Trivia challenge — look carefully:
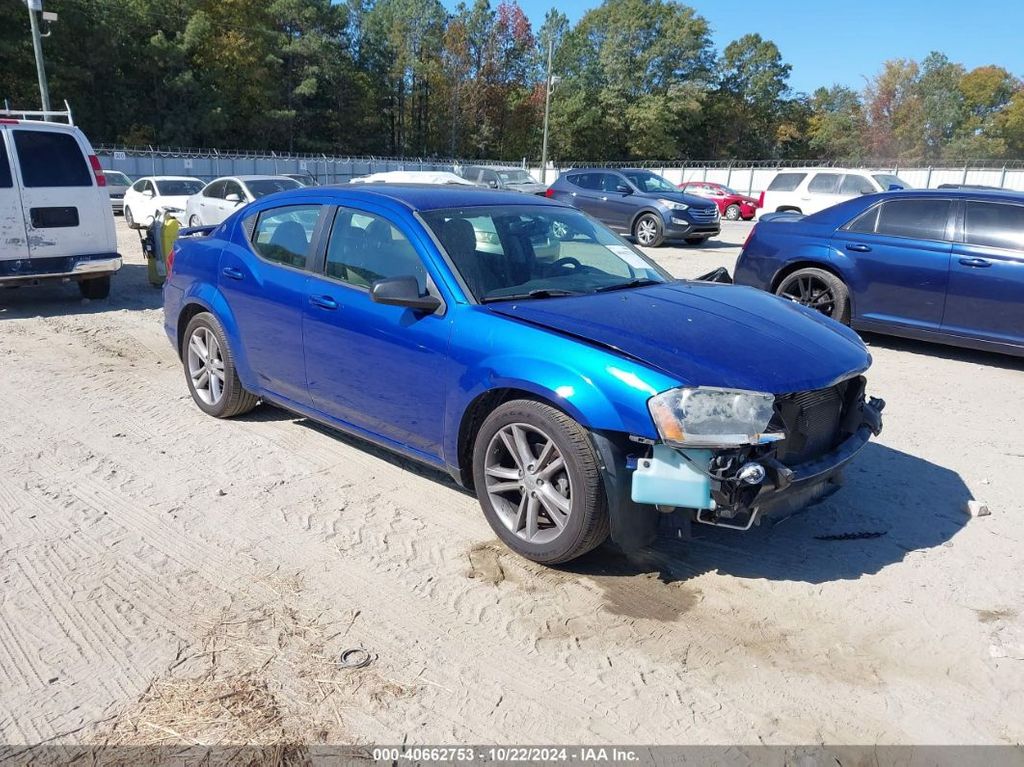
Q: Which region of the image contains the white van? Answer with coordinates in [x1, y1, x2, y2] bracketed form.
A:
[758, 168, 911, 217]
[0, 107, 120, 299]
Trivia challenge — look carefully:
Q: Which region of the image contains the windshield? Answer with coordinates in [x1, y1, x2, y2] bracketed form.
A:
[104, 171, 131, 186]
[247, 178, 302, 198]
[873, 174, 912, 191]
[155, 180, 203, 196]
[421, 205, 669, 302]
[497, 169, 538, 185]
[621, 171, 678, 194]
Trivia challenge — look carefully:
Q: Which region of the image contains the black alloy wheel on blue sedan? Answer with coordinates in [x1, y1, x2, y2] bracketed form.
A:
[775, 267, 850, 324]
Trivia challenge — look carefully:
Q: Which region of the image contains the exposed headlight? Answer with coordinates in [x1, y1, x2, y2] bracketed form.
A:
[657, 198, 689, 211]
[647, 387, 783, 447]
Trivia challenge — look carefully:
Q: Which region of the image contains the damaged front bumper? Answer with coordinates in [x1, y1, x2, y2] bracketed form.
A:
[631, 388, 885, 530]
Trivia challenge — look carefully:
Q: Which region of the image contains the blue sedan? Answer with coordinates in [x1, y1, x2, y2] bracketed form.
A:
[735, 189, 1024, 357]
[164, 185, 883, 564]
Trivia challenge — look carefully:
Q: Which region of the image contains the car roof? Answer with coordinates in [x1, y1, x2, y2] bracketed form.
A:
[216, 175, 297, 182]
[878, 187, 1024, 201]
[281, 183, 570, 212]
[142, 176, 202, 182]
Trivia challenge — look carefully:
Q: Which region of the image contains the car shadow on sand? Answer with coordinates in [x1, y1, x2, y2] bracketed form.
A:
[0, 263, 163, 320]
[561, 441, 971, 586]
[862, 332, 1024, 372]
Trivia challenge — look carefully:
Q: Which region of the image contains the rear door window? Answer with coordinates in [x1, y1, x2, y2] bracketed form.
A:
[767, 173, 806, 192]
[875, 199, 951, 241]
[250, 205, 322, 268]
[964, 201, 1024, 250]
[569, 173, 601, 191]
[808, 173, 842, 194]
[840, 174, 873, 195]
[13, 129, 92, 187]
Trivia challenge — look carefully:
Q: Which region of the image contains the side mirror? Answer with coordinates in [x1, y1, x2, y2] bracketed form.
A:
[487, 180, 498, 188]
[371, 276, 441, 312]
[143, 189, 154, 197]
[615, 184, 631, 194]
[225, 193, 243, 204]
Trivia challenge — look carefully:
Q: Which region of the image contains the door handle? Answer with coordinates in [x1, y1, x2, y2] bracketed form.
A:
[309, 294, 339, 310]
[959, 257, 992, 268]
[845, 243, 871, 252]
[221, 266, 243, 280]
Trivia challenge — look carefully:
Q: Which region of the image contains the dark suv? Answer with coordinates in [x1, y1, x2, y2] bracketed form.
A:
[547, 168, 720, 246]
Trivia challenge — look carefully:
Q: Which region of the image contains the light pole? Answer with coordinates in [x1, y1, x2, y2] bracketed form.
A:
[540, 36, 559, 185]
[26, 0, 52, 114]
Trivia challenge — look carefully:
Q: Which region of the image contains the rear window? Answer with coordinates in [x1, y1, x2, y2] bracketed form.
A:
[155, 179, 203, 196]
[0, 139, 12, 188]
[103, 170, 131, 186]
[247, 178, 301, 198]
[808, 173, 842, 194]
[767, 172, 806, 192]
[13, 129, 92, 187]
[965, 201, 1024, 250]
[875, 199, 951, 240]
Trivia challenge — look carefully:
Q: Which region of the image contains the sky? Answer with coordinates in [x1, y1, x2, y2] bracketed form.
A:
[446, 0, 1024, 94]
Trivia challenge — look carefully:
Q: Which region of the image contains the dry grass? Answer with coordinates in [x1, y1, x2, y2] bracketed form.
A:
[86, 570, 412, 763]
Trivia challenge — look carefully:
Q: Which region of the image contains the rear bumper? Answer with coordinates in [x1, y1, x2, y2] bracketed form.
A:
[0, 254, 122, 284]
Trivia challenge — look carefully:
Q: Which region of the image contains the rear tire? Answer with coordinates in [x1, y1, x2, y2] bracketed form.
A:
[775, 267, 850, 323]
[182, 312, 259, 418]
[632, 213, 664, 248]
[472, 399, 609, 565]
[78, 276, 111, 300]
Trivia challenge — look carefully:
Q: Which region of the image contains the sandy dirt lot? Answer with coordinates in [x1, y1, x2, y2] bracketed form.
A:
[0, 218, 1022, 747]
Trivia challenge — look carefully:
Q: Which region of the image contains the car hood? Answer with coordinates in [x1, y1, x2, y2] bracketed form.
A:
[486, 282, 870, 393]
[505, 182, 548, 195]
[636, 190, 717, 210]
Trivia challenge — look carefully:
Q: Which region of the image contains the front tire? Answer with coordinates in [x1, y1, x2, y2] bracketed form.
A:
[125, 207, 138, 229]
[182, 312, 259, 418]
[78, 275, 111, 300]
[472, 399, 609, 565]
[632, 213, 664, 248]
[775, 267, 850, 323]
[189, 214, 201, 227]
[724, 204, 741, 220]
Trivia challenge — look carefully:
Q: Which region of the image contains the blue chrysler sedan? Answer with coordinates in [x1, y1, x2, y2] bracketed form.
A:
[164, 185, 883, 564]
[735, 189, 1024, 357]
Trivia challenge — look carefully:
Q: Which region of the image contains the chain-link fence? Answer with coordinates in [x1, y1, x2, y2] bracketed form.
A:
[93, 146, 524, 184]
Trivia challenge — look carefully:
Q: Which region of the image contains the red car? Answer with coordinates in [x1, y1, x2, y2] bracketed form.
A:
[678, 181, 758, 220]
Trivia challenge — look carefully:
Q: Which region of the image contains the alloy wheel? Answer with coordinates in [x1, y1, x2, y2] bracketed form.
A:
[484, 423, 573, 544]
[635, 217, 658, 246]
[187, 326, 226, 406]
[779, 274, 836, 317]
[725, 204, 741, 220]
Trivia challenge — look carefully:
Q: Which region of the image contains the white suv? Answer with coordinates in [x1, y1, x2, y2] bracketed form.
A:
[0, 108, 120, 299]
[758, 168, 911, 217]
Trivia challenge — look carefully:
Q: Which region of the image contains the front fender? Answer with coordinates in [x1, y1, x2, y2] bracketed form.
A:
[441, 307, 680, 468]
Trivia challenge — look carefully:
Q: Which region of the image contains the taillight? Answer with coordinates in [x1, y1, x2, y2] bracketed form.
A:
[166, 246, 176, 278]
[757, 191, 765, 208]
[544, 188, 555, 198]
[0, 118, 19, 125]
[88, 155, 106, 187]
[742, 225, 756, 251]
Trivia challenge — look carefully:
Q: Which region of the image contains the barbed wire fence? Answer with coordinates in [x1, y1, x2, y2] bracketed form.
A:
[92, 145, 1024, 192]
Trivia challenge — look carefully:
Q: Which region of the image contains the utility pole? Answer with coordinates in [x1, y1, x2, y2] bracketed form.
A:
[540, 36, 554, 185]
[26, 0, 52, 115]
